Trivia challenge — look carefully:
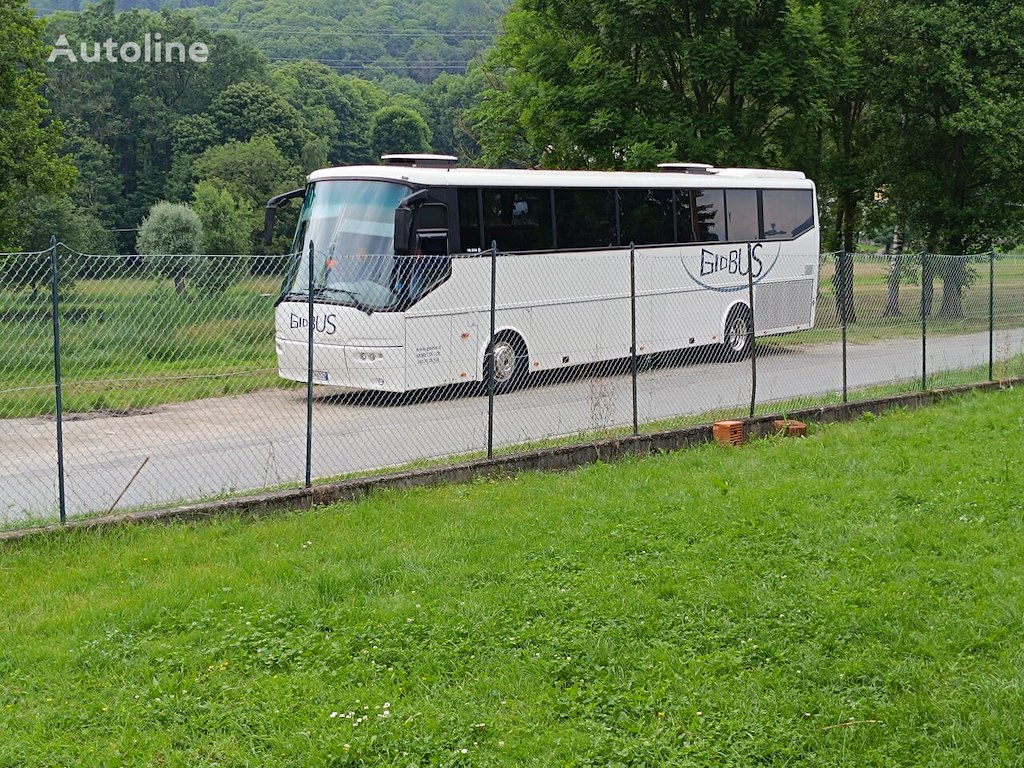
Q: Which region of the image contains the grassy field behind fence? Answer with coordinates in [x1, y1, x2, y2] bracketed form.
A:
[0, 276, 283, 417]
[2, 387, 1022, 766]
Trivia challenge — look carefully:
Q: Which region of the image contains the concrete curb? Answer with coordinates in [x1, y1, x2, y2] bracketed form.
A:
[2, 378, 1018, 543]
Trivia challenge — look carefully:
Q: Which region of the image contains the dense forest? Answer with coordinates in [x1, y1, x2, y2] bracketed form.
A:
[5, 0, 1024, 317]
[31, 0, 508, 82]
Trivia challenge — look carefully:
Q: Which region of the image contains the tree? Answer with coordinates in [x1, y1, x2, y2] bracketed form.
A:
[370, 105, 432, 156]
[190, 182, 251, 292]
[21, 192, 115, 255]
[192, 136, 304, 253]
[471, 0, 831, 170]
[0, 0, 76, 249]
[872, 0, 1024, 318]
[192, 181, 252, 255]
[136, 201, 203, 295]
[210, 80, 311, 163]
[423, 70, 487, 159]
[270, 62, 388, 167]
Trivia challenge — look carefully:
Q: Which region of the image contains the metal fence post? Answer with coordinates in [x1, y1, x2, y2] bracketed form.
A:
[305, 240, 315, 489]
[921, 250, 929, 391]
[989, 250, 995, 381]
[486, 241, 497, 459]
[747, 244, 757, 418]
[839, 248, 848, 403]
[50, 236, 67, 524]
[629, 243, 638, 436]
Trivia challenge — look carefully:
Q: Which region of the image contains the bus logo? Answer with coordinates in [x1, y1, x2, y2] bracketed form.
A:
[684, 242, 781, 292]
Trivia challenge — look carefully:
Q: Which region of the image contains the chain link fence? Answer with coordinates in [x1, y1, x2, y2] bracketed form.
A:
[3, 242, 1023, 525]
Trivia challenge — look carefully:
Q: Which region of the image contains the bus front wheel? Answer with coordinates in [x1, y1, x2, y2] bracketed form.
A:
[487, 333, 529, 394]
[722, 305, 753, 361]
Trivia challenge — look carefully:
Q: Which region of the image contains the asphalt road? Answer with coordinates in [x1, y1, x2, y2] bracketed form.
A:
[3, 327, 1021, 523]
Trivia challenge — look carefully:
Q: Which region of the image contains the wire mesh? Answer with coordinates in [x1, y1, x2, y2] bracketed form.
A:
[486, 249, 635, 452]
[3, 242, 1024, 526]
[992, 252, 1024, 380]
[0, 247, 60, 521]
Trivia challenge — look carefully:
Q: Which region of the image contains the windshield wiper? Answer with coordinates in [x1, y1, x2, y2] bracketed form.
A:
[311, 285, 361, 301]
[310, 285, 376, 315]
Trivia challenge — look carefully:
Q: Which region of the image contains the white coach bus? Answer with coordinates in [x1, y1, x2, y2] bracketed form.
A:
[266, 155, 818, 394]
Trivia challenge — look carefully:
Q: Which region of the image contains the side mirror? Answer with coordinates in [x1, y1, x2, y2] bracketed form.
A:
[394, 189, 432, 254]
[394, 206, 413, 255]
[263, 187, 306, 245]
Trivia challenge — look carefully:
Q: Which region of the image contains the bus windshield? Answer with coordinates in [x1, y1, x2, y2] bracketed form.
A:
[280, 180, 411, 312]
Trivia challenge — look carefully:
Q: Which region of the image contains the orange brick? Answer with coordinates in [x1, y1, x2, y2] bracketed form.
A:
[713, 420, 745, 446]
[773, 419, 807, 437]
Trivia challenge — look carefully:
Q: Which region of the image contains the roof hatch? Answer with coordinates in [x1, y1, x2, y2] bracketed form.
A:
[657, 162, 717, 174]
[381, 154, 459, 169]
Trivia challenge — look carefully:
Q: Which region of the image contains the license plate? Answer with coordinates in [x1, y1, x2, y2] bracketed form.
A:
[312, 370, 329, 382]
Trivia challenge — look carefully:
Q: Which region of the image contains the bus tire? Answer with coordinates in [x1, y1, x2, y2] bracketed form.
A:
[722, 305, 753, 362]
[487, 332, 529, 394]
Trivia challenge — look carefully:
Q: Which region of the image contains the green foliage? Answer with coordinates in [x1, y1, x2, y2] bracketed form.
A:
[472, 0, 831, 170]
[20, 192, 116, 255]
[192, 136, 303, 254]
[191, 181, 252, 255]
[185, 183, 250, 294]
[370, 105, 433, 156]
[874, 0, 1024, 254]
[30, 0, 496, 255]
[0, 0, 77, 250]
[270, 61, 388, 166]
[422, 69, 487, 159]
[187, 0, 507, 85]
[210, 80, 311, 162]
[137, 201, 203, 255]
[190, 181, 252, 292]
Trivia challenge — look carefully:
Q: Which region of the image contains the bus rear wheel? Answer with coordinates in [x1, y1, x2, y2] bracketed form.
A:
[487, 333, 529, 394]
[722, 305, 753, 361]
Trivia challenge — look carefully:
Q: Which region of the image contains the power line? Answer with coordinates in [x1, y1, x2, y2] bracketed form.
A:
[33, 8, 501, 38]
[264, 57, 477, 73]
[204, 24, 499, 39]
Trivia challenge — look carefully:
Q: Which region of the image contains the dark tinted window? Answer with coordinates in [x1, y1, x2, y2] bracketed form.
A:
[555, 189, 617, 249]
[761, 189, 815, 239]
[482, 189, 554, 252]
[619, 189, 675, 246]
[457, 188, 482, 252]
[416, 202, 447, 231]
[693, 189, 725, 242]
[674, 190, 695, 243]
[725, 189, 759, 242]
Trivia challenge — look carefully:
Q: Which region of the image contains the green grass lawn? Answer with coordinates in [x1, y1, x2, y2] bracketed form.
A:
[2, 387, 1023, 766]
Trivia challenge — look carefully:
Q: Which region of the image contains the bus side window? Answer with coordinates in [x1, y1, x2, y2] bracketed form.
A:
[458, 188, 482, 252]
[619, 189, 674, 246]
[761, 189, 815, 240]
[693, 189, 724, 242]
[725, 189, 759, 242]
[483, 189, 553, 252]
[555, 189, 616, 249]
[674, 190, 695, 243]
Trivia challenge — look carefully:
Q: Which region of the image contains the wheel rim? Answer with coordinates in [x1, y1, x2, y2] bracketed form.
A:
[492, 341, 516, 383]
[727, 315, 749, 352]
